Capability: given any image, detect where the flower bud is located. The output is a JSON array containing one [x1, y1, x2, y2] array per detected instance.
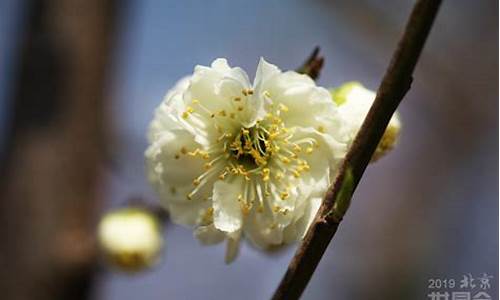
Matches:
[[97, 207, 163, 272], [332, 82, 401, 162]]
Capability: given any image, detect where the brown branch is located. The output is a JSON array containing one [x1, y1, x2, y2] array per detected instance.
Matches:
[[272, 1, 442, 299]]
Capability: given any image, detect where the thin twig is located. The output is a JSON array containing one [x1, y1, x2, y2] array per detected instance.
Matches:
[[272, 1, 442, 299], [296, 46, 325, 80]]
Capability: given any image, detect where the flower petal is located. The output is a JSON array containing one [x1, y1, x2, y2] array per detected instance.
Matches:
[[257, 68, 350, 145], [194, 224, 226, 245], [148, 77, 191, 142], [283, 196, 322, 243], [254, 57, 281, 93], [186, 59, 251, 114], [244, 205, 286, 248], [146, 129, 204, 189], [288, 127, 341, 195], [167, 201, 210, 225], [212, 177, 244, 233], [146, 128, 217, 225], [225, 231, 241, 263]]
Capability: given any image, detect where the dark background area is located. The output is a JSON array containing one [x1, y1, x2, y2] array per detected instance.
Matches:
[[0, 1, 497, 299]]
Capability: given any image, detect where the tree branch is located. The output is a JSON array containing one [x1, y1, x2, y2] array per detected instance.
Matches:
[[272, 1, 442, 299]]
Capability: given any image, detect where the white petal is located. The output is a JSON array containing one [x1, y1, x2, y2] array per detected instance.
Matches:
[[187, 59, 251, 113], [255, 67, 350, 145], [194, 224, 226, 245], [254, 57, 281, 92], [217, 75, 262, 127], [148, 77, 191, 142], [164, 76, 191, 105], [211, 58, 230, 71], [283, 196, 322, 243], [146, 129, 204, 188], [179, 59, 256, 141], [224, 231, 241, 263], [276, 84, 334, 126], [145, 129, 217, 226], [212, 177, 244, 233], [288, 127, 340, 195], [167, 201, 210, 225], [274, 84, 343, 140], [260, 69, 314, 95], [244, 207, 285, 248]]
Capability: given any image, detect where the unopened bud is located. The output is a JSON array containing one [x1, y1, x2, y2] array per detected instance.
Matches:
[[331, 82, 401, 161], [97, 207, 163, 272]]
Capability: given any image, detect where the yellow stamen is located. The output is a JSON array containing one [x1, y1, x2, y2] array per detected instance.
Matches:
[[261, 168, 270, 181], [181, 106, 194, 119]]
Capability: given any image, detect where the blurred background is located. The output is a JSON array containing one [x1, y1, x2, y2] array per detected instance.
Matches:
[[0, 0, 497, 299]]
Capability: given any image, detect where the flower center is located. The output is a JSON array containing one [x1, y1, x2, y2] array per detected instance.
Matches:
[[175, 93, 320, 209], [229, 126, 269, 169]]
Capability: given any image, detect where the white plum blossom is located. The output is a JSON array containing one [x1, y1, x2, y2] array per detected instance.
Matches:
[[332, 82, 401, 161], [145, 58, 350, 263]]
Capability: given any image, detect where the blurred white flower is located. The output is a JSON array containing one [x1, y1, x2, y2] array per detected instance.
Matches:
[[145, 58, 348, 262], [332, 82, 401, 161], [98, 207, 163, 272]]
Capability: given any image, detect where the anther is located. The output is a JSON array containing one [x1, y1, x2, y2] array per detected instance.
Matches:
[[281, 157, 291, 164], [182, 106, 194, 119], [261, 168, 270, 181]]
